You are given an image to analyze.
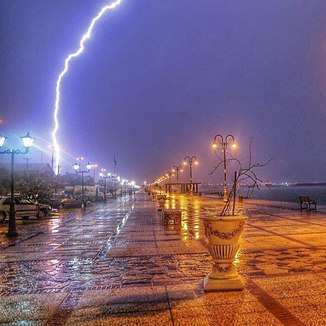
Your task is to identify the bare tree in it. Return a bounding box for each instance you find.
[210,138,272,216]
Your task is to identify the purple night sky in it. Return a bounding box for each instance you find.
[1,0,326,184]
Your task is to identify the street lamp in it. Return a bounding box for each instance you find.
[211,134,237,201]
[165,172,174,183]
[172,165,183,181]
[48,144,54,172]
[92,163,98,183]
[122,179,129,196]
[114,175,120,197]
[73,159,92,209]
[0,132,34,237]
[99,168,111,201]
[120,178,126,196]
[183,156,198,194]
[183,156,198,184]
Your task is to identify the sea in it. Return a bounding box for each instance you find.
[200,185,326,205]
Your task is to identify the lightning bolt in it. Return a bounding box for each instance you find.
[52,0,123,174]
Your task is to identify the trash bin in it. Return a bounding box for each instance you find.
[239,195,243,203]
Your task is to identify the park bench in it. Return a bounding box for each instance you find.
[299,196,317,212]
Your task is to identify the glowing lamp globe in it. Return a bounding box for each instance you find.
[21,132,34,148]
[183,161,187,165]
[73,163,80,171]
[0,135,7,147]
[86,163,92,170]
[211,141,218,149]
[231,142,237,149]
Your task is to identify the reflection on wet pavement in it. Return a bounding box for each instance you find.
[1,193,326,325]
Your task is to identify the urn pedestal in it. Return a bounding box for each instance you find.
[201,215,247,292]
[162,209,182,225]
[157,195,167,211]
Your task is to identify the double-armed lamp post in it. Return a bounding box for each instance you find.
[99,168,111,201]
[165,171,174,183]
[183,156,198,194]
[92,163,98,183]
[183,156,198,184]
[121,179,129,196]
[0,132,34,237]
[211,134,237,201]
[73,158,92,209]
[114,175,120,198]
[172,165,183,181]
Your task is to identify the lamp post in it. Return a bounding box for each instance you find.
[172,165,183,181]
[120,179,125,196]
[73,159,92,209]
[165,172,174,183]
[124,180,129,196]
[48,144,54,172]
[99,168,111,201]
[92,163,98,183]
[0,132,34,237]
[114,175,120,197]
[211,134,237,202]
[183,156,198,194]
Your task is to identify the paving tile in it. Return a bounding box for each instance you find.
[288,233,326,246]
[3,320,45,326]
[172,304,282,326]
[254,274,326,299]
[0,293,67,323]
[278,299,326,326]
[167,283,257,308]
[241,235,307,251]
[67,309,173,326]
[2,194,326,325]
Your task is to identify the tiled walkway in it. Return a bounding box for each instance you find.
[0,193,325,325]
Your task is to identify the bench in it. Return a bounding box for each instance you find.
[299,196,317,212]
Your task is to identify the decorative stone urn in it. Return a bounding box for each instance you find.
[157,195,167,211]
[162,209,182,225]
[201,214,247,291]
[151,193,157,202]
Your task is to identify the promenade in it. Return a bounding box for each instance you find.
[1,193,326,325]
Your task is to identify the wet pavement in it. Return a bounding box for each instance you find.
[0,193,326,325]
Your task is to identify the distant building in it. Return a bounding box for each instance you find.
[0,163,54,178]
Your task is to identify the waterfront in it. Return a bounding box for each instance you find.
[1,193,326,325]
[202,185,326,205]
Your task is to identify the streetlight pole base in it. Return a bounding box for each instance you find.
[6,231,18,237]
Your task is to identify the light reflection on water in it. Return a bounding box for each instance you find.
[165,194,205,241]
[202,185,326,205]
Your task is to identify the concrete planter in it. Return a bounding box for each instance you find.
[162,209,182,225]
[201,214,247,292]
[157,195,167,210]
